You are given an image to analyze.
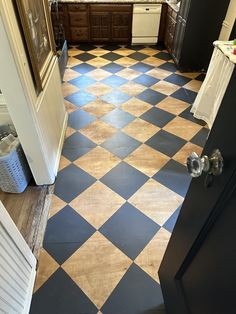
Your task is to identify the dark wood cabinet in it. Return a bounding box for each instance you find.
[90,4,132,43]
[51,3,132,44]
[67,4,90,42]
[164,6,177,53]
[172,0,230,71]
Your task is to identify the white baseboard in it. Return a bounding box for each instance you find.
[0,94,12,125]
[53,111,68,176]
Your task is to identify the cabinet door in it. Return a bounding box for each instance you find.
[112,12,131,42]
[91,12,111,41]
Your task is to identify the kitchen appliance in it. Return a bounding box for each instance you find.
[132,4,162,44]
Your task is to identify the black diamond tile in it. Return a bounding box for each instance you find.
[54,164,96,202]
[102,44,121,51]
[72,63,96,74]
[68,75,96,89]
[125,44,145,51]
[101,131,141,159]
[68,110,95,130]
[74,52,96,61]
[101,90,131,105]
[129,52,148,61]
[145,129,186,157]
[153,159,191,197]
[101,108,135,129]
[101,264,164,314]
[102,52,122,61]
[140,107,175,128]
[101,74,128,88]
[30,268,97,314]
[101,63,125,73]
[179,108,206,126]
[43,243,82,265]
[77,43,97,51]
[130,62,153,73]
[100,202,160,259]
[62,132,96,161]
[65,91,96,107]
[44,205,95,243]
[163,205,181,233]
[164,73,192,86]
[137,89,167,105]
[190,127,209,147]
[158,62,177,72]
[195,73,206,81]
[154,51,172,61]
[171,88,197,104]
[133,74,159,87]
[100,162,148,199]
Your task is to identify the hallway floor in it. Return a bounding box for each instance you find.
[30,44,208,314]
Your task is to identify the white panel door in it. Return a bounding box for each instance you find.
[0,202,36,314]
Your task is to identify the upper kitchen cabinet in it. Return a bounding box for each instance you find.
[172,0,230,72]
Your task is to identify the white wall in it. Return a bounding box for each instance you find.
[219,0,236,40]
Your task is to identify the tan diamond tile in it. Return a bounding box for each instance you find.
[86,82,112,97]
[86,69,111,81]
[184,79,202,92]
[59,156,71,171]
[168,59,175,64]
[80,120,117,144]
[125,144,170,177]
[139,47,160,56]
[68,49,83,57]
[163,116,202,141]
[62,232,132,309]
[64,100,78,113]
[114,57,138,67]
[135,228,171,283]
[62,82,79,97]
[70,181,125,228]
[151,81,180,95]
[63,68,80,82]
[176,71,201,79]
[116,68,141,80]
[67,57,83,68]
[121,98,152,117]
[122,118,159,142]
[49,194,67,218]
[156,96,189,115]
[115,48,135,56]
[142,57,166,67]
[83,99,115,118]
[65,127,76,138]
[173,142,203,165]
[34,249,59,292]
[89,48,109,56]
[74,146,120,179]
[146,68,172,80]
[129,179,183,226]
[87,57,111,67]
[118,81,146,96]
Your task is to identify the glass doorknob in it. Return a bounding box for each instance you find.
[187,149,223,178]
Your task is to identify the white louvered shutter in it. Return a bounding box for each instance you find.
[0,201,36,313]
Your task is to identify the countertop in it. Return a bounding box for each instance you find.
[57,0,180,12]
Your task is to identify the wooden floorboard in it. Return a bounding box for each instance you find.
[0,184,53,259]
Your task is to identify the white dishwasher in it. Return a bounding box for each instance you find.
[132,4,162,44]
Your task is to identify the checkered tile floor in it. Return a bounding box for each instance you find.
[30,44,208,314]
